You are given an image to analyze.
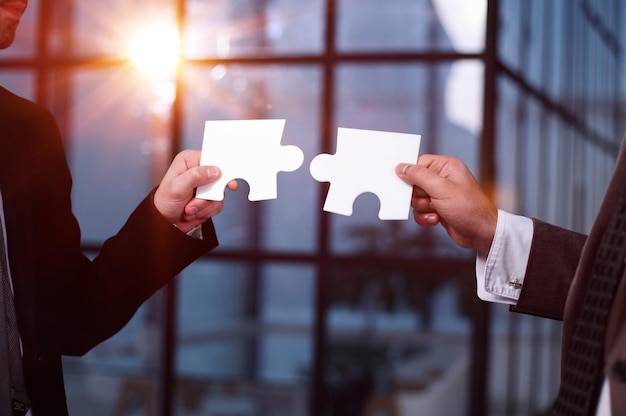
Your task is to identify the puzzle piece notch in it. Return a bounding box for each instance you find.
[196,119,304,201]
[310,127,421,220]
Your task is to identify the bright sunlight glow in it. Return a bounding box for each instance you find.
[129,25,180,79]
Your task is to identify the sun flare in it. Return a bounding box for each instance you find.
[129,25,180,79]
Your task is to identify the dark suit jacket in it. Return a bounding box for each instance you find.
[511,133,626,413]
[0,86,219,415]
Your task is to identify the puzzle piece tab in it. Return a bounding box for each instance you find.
[309,127,421,220]
[196,119,304,201]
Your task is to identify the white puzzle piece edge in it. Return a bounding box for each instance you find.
[309,127,421,220]
[196,119,304,201]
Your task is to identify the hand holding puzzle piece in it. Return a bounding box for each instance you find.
[197,120,421,220]
[310,127,421,220]
[196,119,304,201]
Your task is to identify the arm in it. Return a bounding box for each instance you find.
[475,210,586,320]
[396,155,498,254]
[396,155,586,321]
[6,104,232,355]
[511,219,586,320]
[476,209,533,304]
[41,151,227,355]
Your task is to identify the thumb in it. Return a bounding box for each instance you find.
[396,163,449,198]
[160,165,221,204]
[188,165,221,187]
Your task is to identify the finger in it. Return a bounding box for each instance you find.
[163,150,202,180]
[167,165,221,200]
[416,153,438,168]
[184,201,224,221]
[411,196,434,213]
[413,210,440,226]
[396,163,447,196]
[412,186,430,199]
[226,179,238,192]
[184,199,216,216]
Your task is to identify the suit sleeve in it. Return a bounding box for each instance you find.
[18,103,219,356]
[509,219,586,321]
[52,191,218,356]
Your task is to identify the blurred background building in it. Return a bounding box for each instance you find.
[1,0,624,415]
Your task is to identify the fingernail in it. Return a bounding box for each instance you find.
[426,214,438,224]
[401,164,411,175]
[206,167,218,178]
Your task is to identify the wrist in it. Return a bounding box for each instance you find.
[475,207,498,254]
[173,221,202,234]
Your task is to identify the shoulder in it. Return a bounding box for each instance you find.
[0,86,57,130]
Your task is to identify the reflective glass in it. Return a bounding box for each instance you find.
[177,261,253,378]
[326,271,472,415]
[173,261,313,415]
[66,68,157,241]
[184,0,324,58]
[332,63,480,255]
[337,0,485,53]
[57,0,175,57]
[5,0,625,415]
[259,263,314,383]
[0,72,34,100]
[64,300,160,414]
[326,60,477,415]
[182,64,321,252]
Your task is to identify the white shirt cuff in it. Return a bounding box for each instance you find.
[186,224,203,240]
[475,209,533,305]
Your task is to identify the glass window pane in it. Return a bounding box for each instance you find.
[332,64,426,254]
[332,63,479,255]
[66,68,156,241]
[337,0,485,53]
[64,301,159,414]
[259,263,314,382]
[177,261,252,377]
[182,64,321,252]
[0,72,35,100]
[60,0,175,57]
[8,0,625,415]
[498,0,523,72]
[184,0,324,58]
[174,261,312,415]
[327,269,472,415]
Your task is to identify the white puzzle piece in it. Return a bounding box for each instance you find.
[196,119,304,201]
[309,127,421,220]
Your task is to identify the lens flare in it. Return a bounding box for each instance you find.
[129,25,180,79]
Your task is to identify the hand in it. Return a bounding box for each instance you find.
[396,155,498,254]
[153,150,238,233]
